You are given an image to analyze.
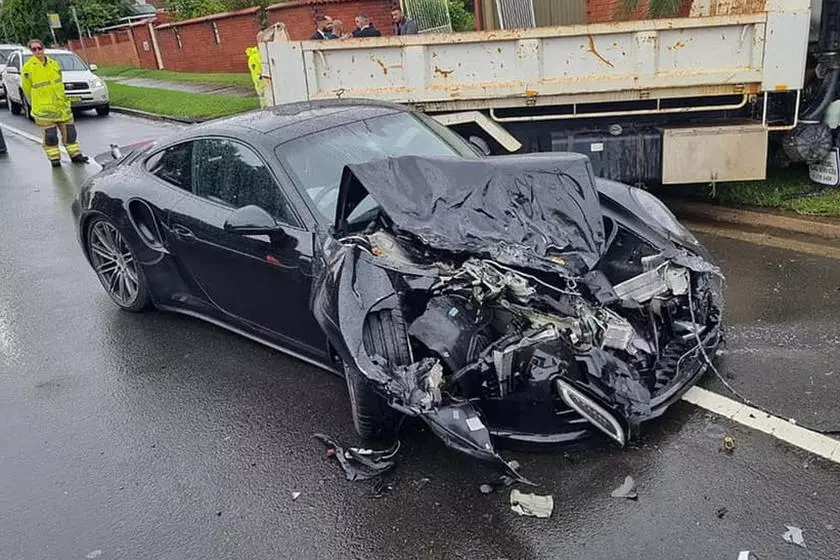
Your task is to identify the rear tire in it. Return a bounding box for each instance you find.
[86,216,152,312]
[345,308,412,439]
[96,104,110,116]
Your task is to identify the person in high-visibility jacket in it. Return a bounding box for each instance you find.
[245,44,267,108]
[21,39,88,167]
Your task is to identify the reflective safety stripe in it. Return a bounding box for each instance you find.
[31,80,52,89]
[53,77,62,84]
[65,143,81,157]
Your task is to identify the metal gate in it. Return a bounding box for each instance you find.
[495,0,536,29]
[403,0,453,34]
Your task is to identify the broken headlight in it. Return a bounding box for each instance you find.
[629,188,699,247]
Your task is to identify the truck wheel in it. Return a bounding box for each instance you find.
[345,308,412,439]
[96,104,110,116]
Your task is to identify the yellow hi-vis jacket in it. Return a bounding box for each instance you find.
[246,46,266,107]
[21,56,71,122]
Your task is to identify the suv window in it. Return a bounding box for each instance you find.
[9,53,21,70]
[147,142,193,190]
[193,138,296,226]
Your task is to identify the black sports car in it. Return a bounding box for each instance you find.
[73,100,723,479]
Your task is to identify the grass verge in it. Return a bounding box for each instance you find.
[108,82,259,120]
[97,65,252,89]
[663,166,840,217]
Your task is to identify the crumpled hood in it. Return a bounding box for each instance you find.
[336,153,606,274]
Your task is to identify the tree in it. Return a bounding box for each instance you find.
[0,0,134,44]
[166,0,229,20]
[448,0,475,32]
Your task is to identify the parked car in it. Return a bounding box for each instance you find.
[2,48,109,118]
[0,44,23,105]
[71,100,723,479]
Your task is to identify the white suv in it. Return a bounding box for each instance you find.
[0,44,23,104]
[2,48,110,118]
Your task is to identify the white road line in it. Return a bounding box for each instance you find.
[0,120,70,158]
[682,386,840,464]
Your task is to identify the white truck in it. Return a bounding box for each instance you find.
[257,0,840,186]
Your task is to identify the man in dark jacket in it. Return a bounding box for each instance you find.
[392,8,419,35]
[310,15,336,40]
[352,14,382,37]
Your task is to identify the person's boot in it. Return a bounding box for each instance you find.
[71,153,89,164]
[50,160,61,168]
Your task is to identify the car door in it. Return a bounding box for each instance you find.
[166,137,327,359]
[4,52,21,102]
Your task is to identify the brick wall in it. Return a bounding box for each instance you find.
[586,0,694,23]
[155,7,262,73]
[131,24,159,69]
[267,0,396,41]
[69,30,140,67]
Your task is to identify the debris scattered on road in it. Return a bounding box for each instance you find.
[737,551,754,560]
[413,477,431,490]
[509,489,554,518]
[610,475,638,500]
[291,491,301,501]
[85,551,103,560]
[372,478,396,498]
[314,433,398,482]
[722,436,736,454]
[716,507,728,519]
[479,484,494,494]
[782,525,807,548]
[704,423,726,439]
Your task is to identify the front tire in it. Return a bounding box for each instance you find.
[86,217,152,312]
[20,91,32,121]
[96,104,110,116]
[345,308,413,439]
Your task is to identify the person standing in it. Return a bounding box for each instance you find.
[21,39,88,167]
[352,14,382,37]
[310,15,336,40]
[391,8,419,35]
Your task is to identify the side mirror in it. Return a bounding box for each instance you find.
[89,64,98,72]
[223,205,282,235]
[468,135,491,157]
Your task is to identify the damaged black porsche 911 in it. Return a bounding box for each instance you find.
[312,152,725,481]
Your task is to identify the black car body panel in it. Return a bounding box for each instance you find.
[73,100,724,479]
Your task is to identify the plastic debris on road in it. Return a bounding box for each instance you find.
[737,551,754,560]
[782,525,807,548]
[722,436,736,454]
[610,475,638,500]
[314,433,398,481]
[291,491,301,501]
[509,489,554,518]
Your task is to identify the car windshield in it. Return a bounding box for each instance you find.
[276,112,477,224]
[21,52,88,71]
[0,48,17,64]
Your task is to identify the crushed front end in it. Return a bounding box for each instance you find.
[312,154,724,477]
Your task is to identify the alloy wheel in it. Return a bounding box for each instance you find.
[88,220,140,307]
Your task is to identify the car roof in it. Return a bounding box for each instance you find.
[190,99,411,145]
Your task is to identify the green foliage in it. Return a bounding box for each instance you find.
[0,0,134,44]
[166,0,229,20]
[448,0,475,32]
[620,0,682,19]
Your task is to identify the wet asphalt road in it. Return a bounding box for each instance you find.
[1,111,839,560]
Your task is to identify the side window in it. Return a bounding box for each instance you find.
[146,142,194,191]
[11,54,20,70]
[193,138,296,226]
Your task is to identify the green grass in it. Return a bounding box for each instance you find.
[108,82,259,120]
[664,166,840,217]
[97,65,253,89]
[712,166,840,217]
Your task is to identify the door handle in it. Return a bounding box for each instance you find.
[172,223,196,241]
